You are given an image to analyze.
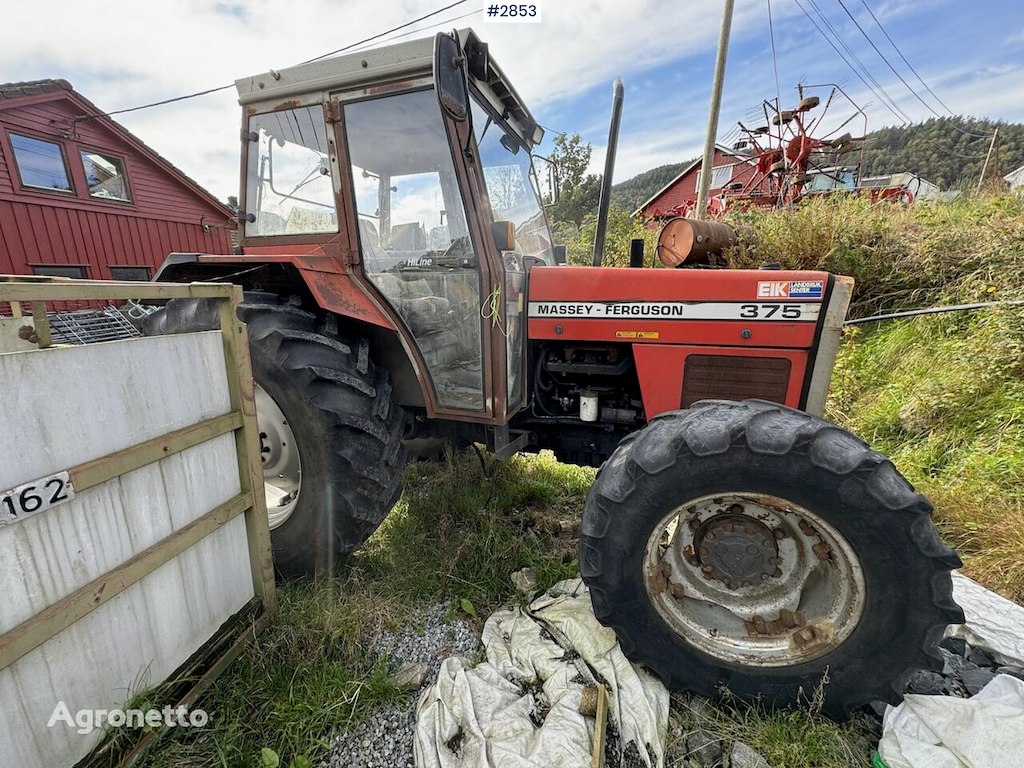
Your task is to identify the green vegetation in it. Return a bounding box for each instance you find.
[556,206,661,267]
[732,192,1024,599]
[604,117,1024,206]
[138,452,590,768]
[670,690,878,768]
[859,117,1024,190]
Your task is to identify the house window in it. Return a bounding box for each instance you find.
[697,164,734,190]
[109,266,151,281]
[10,133,73,192]
[31,265,88,279]
[81,150,132,202]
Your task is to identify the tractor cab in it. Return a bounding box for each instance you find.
[235,30,553,421]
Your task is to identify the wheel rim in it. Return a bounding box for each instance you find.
[254,384,301,529]
[643,493,865,667]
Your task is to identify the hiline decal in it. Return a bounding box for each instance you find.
[757,280,824,299]
[527,301,820,321]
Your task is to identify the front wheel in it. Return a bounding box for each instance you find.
[579,400,963,720]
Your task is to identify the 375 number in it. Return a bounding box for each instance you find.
[739,303,803,319]
[0,471,74,525]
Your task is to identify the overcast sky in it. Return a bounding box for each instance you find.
[4,0,1021,202]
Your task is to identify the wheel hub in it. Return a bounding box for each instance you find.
[253,384,301,530]
[694,512,779,589]
[644,492,866,667]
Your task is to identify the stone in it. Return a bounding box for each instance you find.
[961,666,997,696]
[940,647,965,678]
[906,670,946,696]
[730,741,770,768]
[686,729,723,767]
[966,646,996,668]
[390,661,429,690]
[939,636,967,657]
[511,567,538,595]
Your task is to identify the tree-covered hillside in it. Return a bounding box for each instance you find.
[858,117,1024,189]
[609,161,693,211]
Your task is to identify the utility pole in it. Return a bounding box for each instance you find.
[695,0,736,220]
[977,128,999,192]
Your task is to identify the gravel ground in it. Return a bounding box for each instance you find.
[324,602,1024,768]
[325,604,479,768]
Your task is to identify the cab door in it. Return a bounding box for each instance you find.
[340,85,498,418]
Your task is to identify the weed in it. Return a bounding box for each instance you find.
[140,450,590,767]
[670,691,878,768]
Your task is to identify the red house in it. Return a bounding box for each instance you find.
[633,144,773,219]
[0,79,234,284]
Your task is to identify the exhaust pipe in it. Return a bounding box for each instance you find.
[592,77,624,267]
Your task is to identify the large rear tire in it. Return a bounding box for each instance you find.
[144,293,407,577]
[579,400,963,720]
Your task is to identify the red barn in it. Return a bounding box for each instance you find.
[633,145,773,219]
[0,79,234,284]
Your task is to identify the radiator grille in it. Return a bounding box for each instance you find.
[681,354,792,408]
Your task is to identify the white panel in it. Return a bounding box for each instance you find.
[0,332,230,490]
[0,517,254,767]
[0,329,263,768]
[0,434,241,635]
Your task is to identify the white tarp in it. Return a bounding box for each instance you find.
[878,675,1024,768]
[879,574,1024,768]
[414,579,669,768]
[945,574,1024,667]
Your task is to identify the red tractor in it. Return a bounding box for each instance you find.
[147,30,961,719]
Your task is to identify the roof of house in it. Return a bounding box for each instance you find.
[632,144,755,217]
[0,78,233,219]
[0,79,73,100]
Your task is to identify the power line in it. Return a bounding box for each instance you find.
[805,0,912,123]
[89,84,235,119]
[74,1,473,122]
[349,7,482,51]
[855,0,992,139]
[303,0,470,62]
[792,0,910,125]
[836,0,987,136]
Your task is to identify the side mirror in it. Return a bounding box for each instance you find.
[434,32,469,122]
[552,245,567,265]
[491,220,515,252]
[533,155,560,205]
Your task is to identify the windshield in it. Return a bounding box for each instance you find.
[244,104,337,237]
[471,99,553,264]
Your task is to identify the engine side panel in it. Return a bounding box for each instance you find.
[526,266,832,418]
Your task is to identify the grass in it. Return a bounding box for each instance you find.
[668,690,879,768]
[137,450,590,768]
[137,192,1024,766]
[730,192,1024,599]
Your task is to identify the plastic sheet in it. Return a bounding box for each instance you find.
[414,579,669,768]
[945,574,1024,667]
[878,574,1024,767]
[878,675,1024,768]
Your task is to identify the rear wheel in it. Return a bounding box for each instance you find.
[579,400,963,719]
[144,293,407,577]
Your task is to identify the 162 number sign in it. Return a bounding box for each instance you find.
[0,471,75,526]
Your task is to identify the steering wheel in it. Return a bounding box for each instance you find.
[437,235,475,266]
